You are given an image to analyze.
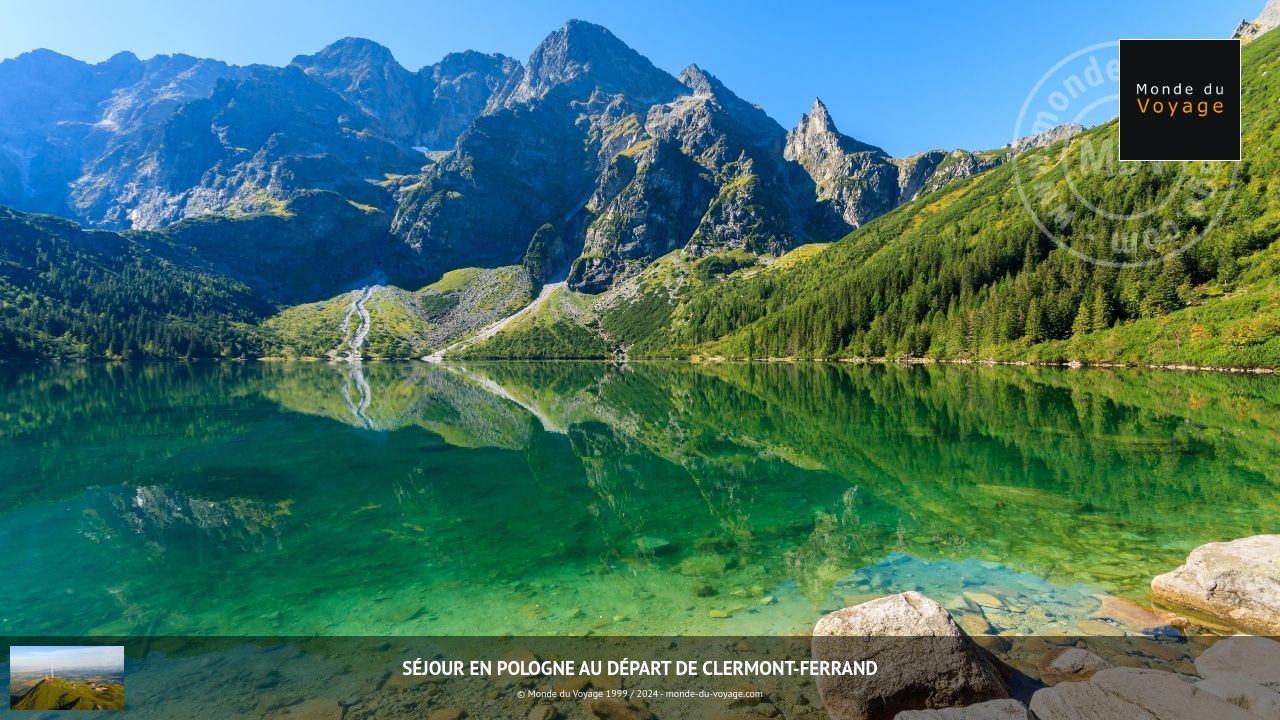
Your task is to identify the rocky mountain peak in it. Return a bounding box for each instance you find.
[1235,0,1280,42]
[804,97,835,132]
[504,19,681,106]
[785,97,882,169]
[677,64,719,96]
[295,37,398,68]
[1010,121,1085,152]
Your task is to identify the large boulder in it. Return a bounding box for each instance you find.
[1196,675,1280,719]
[1151,535,1280,635]
[1029,667,1256,720]
[893,699,1030,719]
[812,591,1008,720]
[1195,636,1280,690]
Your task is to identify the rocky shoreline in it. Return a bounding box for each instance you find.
[812,534,1280,719]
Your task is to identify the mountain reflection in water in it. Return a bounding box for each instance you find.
[0,361,1276,636]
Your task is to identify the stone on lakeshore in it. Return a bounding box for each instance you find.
[1150,535,1280,635]
[1195,635,1280,689]
[552,676,591,694]
[590,674,623,691]
[1029,667,1255,720]
[1197,675,1280,719]
[583,697,653,720]
[892,699,1030,719]
[1036,648,1111,685]
[528,705,561,720]
[813,591,1008,720]
[1133,637,1187,662]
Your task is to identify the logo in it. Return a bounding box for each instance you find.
[1013,41,1240,268]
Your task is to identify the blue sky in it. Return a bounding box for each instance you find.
[9,646,123,671]
[0,0,1262,155]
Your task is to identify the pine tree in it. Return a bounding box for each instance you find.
[1025,298,1045,343]
[1072,298,1093,336]
[1090,285,1114,331]
[1142,273,1180,318]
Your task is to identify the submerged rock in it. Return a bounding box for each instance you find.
[1151,535,1280,635]
[1036,648,1111,686]
[812,591,1008,720]
[1029,667,1255,720]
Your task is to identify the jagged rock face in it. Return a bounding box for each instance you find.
[0,40,516,232]
[1235,0,1280,42]
[784,99,897,228]
[642,66,815,260]
[394,21,689,276]
[570,139,714,291]
[1010,121,1084,152]
[392,96,598,271]
[0,50,243,221]
[291,39,519,149]
[500,20,684,108]
[119,66,424,229]
[785,98,1012,231]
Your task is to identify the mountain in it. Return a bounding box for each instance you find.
[11,677,124,711]
[8,15,1275,366]
[290,39,520,149]
[1236,0,1280,42]
[393,21,1004,294]
[1,21,1011,334]
[0,39,518,231]
[0,49,243,222]
[783,98,1014,231]
[461,23,1280,369]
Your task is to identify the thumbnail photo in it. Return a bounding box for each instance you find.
[8,646,124,712]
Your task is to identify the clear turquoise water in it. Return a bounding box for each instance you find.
[0,361,1276,636]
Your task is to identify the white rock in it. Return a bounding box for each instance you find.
[1196,675,1280,719]
[1030,667,1255,720]
[1037,648,1111,686]
[1195,636,1280,690]
[1151,535,1280,635]
[813,591,1008,720]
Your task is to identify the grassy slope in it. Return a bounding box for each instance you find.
[12,678,124,711]
[263,266,532,359]
[453,285,610,359]
[670,29,1280,363]
[584,29,1280,368]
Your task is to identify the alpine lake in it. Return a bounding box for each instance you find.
[1,361,1276,638]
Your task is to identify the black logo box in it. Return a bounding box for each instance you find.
[1119,39,1240,161]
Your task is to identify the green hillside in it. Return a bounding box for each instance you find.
[263,266,533,359]
[459,28,1280,366]
[593,29,1280,366]
[0,208,272,360]
[11,678,124,711]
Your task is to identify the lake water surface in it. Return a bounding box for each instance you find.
[1,361,1276,637]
